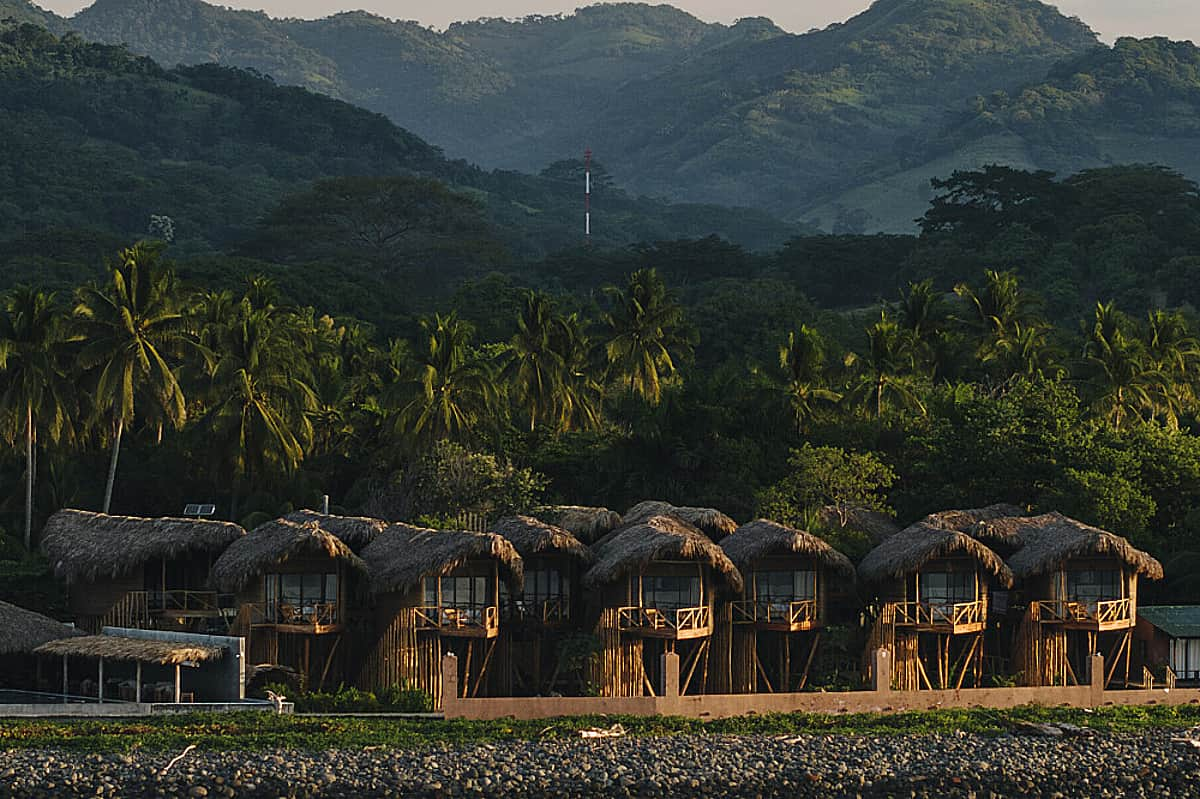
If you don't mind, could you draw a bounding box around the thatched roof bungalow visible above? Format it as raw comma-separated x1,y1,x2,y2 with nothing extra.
621,501,738,542
281,510,388,552
532,505,623,544
211,518,367,596
921,503,1025,533
0,600,81,656
42,509,245,586
859,520,1013,690
40,509,246,631
491,516,591,627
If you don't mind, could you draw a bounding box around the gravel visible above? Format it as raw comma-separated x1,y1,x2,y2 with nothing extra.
1,730,1198,798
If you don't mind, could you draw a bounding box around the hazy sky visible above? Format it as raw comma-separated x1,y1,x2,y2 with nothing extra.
36,0,1200,43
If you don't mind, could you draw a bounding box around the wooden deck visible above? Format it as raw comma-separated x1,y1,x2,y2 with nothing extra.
244,602,345,635
1034,598,1133,631
415,605,500,639
732,599,821,632
893,599,986,634
617,606,711,640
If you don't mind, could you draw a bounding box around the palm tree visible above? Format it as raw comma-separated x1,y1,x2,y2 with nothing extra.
554,312,604,432
503,292,568,433
844,311,925,419
602,269,693,405
1142,309,1200,420
895,279,950,377
777,326,840,433
0,288,74,547
74,243,191,513
394,313,497,444
1084,302,1164,431
984,321,1065,383
954,269,1039,365
202,297,316,519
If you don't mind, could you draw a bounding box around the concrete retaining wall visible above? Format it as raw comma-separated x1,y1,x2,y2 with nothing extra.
442,649,1200,720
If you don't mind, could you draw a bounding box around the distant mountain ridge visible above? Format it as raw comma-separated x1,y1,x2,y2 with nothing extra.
8,0,1200,231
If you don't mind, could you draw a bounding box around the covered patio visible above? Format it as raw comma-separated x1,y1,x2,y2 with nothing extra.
35,635,226,703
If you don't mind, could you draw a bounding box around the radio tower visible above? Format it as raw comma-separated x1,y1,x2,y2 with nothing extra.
584,148,592,243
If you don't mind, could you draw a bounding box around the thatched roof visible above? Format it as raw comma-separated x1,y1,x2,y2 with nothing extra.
361,523,524,596
35,635,225,665
720,519,855,579
0,600,82,655
622,501,738,541
491,516,593,565
583,515,744,593
968,512,1163,581
857,522,1014,588
532,505,623,544
41,509,245,585
209,518,367,593
922,503,1025,533
281,510,388,549
816,506,901,544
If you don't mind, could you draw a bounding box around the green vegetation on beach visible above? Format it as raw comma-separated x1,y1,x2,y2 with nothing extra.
0,704,1197,752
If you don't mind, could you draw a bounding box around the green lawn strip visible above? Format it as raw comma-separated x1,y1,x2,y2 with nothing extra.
0,705,1196,752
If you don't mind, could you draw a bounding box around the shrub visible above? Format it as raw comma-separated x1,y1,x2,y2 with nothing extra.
378,682,434,712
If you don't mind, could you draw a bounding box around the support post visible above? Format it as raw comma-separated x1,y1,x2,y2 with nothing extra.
175,664,181,703
872,647,893,693
62,654,68,698
135,661,142,704
660,651,680,698
1089,653,1105,706
98,657,104,703
441,653,459,716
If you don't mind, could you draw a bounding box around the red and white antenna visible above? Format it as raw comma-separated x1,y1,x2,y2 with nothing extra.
584,147,592,241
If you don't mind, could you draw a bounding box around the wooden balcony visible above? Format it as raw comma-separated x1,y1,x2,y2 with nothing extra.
894,599,986,634
1034,598,1132,631
148,590,224,617
504,597,569,627
617,605,711,640
247,602,344,634
415,604,499,638
732,599,820,632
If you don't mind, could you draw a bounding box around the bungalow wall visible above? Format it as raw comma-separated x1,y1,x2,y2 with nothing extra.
864,557,990,691
358,560,503,707
1011,557,1137,687
724,555,830,694
496,553,583,697
589,562,719,698
67,572,142,632
229,555,360,691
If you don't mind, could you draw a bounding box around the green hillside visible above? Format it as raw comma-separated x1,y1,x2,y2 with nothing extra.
0,21,796,288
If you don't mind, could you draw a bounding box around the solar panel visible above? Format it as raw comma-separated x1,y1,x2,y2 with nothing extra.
183,503,217,516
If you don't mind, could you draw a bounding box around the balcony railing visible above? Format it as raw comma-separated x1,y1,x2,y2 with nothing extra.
617,605,711,635
1035,598,1132,626
731,599,818,627
147,590,225,614
415,604,499,634
894,599,984,630
248,602,341,627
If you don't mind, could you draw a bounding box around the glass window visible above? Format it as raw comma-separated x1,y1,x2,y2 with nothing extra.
919,572,974,607
756,571,816,603
524,568,568,604
1066,570,1121,605
436,574,493,609
424,576,438,606
643,575,700,611
272,573,337,606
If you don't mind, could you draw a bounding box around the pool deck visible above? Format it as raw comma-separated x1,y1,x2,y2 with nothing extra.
0,701,291,717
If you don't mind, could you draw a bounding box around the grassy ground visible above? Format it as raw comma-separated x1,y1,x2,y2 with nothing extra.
0,704,1197,752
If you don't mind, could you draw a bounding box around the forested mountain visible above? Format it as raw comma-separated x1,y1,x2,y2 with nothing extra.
24,0,1197,231
0,22,798,295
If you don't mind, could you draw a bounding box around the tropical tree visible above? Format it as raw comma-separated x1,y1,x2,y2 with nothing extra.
0,288,74,547
393,313,497,445
844,311,925,419
954,269,1039,362
984,321,1065,383
74,243,191,513
894,279,950,377
1083,302,1164,431
602,269,693,406
201,294,316,519
776,326,840,434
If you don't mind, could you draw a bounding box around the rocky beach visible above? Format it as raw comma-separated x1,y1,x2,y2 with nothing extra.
3,729,1199,798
